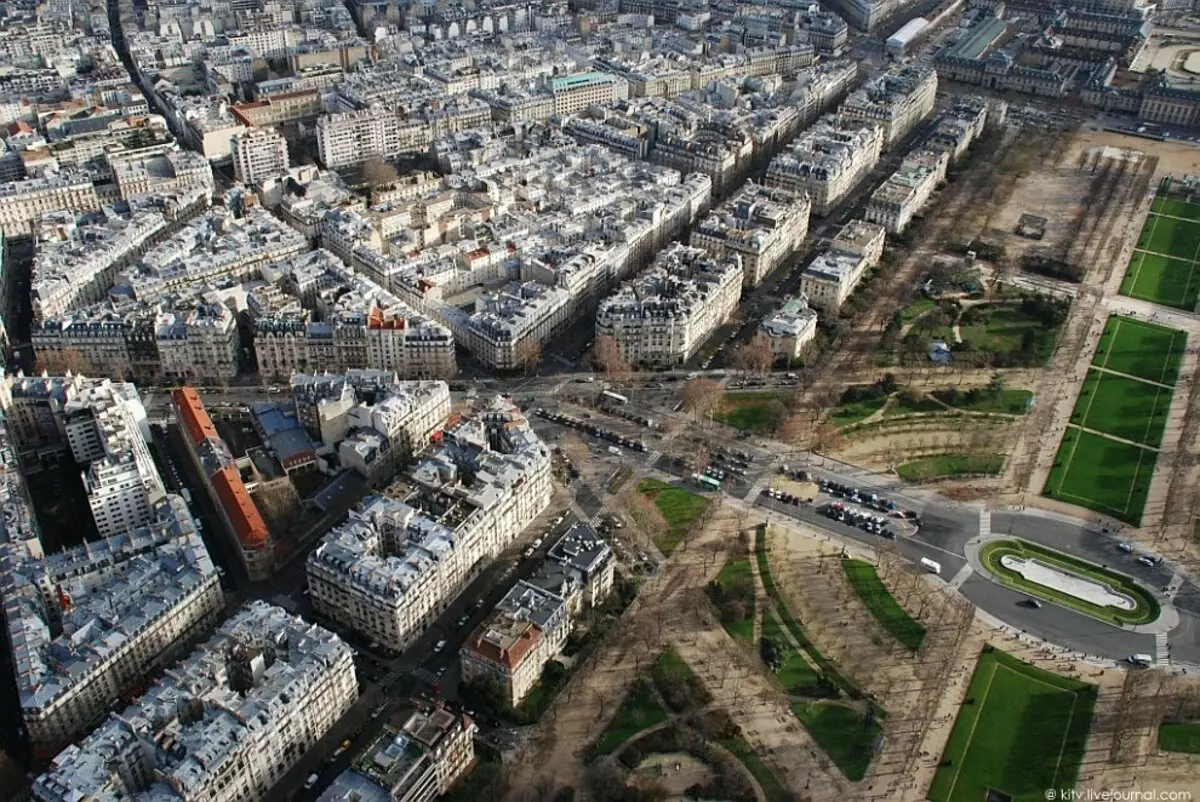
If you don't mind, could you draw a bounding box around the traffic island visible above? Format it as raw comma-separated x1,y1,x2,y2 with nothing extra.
977,538,1160,627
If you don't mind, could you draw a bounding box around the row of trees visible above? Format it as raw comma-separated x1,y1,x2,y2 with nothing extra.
592,334,777,380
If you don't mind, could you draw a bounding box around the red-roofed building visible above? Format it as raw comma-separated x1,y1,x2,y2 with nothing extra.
172,389,275,581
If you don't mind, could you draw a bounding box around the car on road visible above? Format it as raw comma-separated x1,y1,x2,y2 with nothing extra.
434,639,447,652
304,774,319,790
1018,599,1042,609
1138,556,1159,567
1117,542,1134,553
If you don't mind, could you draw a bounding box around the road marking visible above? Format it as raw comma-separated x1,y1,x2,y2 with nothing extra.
978,509,991,538
949,563,973,590
1156,631,1170,663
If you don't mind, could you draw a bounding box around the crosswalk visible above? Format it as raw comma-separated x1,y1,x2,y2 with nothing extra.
744,482,764,503
1156,632,1170,664
979,509,992,538
410,667,439,685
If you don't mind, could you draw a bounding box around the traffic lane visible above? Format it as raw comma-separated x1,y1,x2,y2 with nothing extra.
756,496,967,576
991,513,1177,597
910,504,979,554
1168,611,1200,664
957,574,1153,661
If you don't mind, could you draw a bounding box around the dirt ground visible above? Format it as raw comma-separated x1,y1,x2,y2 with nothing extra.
830,418,1015,477
769,477,819,500
629,752,713,799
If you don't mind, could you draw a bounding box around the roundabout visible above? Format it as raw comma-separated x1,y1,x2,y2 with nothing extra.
976,537,1162,628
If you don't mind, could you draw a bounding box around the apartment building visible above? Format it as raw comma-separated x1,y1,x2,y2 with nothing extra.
319,699,475,802
759,298,819,361
232,126,290,185
765,117,883,214
331,380,452,482
289,369,402,441
594,243,743,368
0,386,223,751
838,64,938,150
864,149,948,234
108,147,215,201
174,388,275,581
307,396,552,653
461,582,571,707
550,72,629,115
155,303,240,383
798,219,886,313
530,524,615,615
61,379,165,539
690,183,811,288
33,602,357,802
443,281,573,372
0,171,102,236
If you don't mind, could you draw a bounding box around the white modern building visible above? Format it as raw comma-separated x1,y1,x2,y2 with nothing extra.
798,219,886,312
33,602,357,802
595,243,743,368
232,127,291,185
307,396,552,652
690,184,811,288
759,298,819,361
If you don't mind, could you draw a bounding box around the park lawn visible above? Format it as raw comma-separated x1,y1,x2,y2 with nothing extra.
638,478,710,554
1159,722,1200,754
1093,316,1188,386
957,305,1063,365
761,608,821,694
1140,212,1200,261
1071,370,1170,449
714,556,755,643
792,701,882,782
841,559,927,650
716,391,788,434
896,454,1005,482
830,396,888,428
1150,195,1200,221
899,297,936,324
928,649,1097,802
1120,251,1200,311
942,388,1033,415
1043,428,1153,526
883,394,945,417
592,680,670,757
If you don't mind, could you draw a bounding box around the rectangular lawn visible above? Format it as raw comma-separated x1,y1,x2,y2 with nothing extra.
1092,316,1187,386
1159,722,1200,754
1071,370,1170,449
1140,212,1200,261
1150,195,1200,221
928,649,1096,802
1120,251,1200,311
1043,428,1153,525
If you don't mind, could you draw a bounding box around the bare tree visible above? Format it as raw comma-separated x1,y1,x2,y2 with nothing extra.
777,414,807,446
514,337,541,376
737,334,775,375
34,347,92,376
627,490,669,547
362,155,398,186
681,378,723,423
561,435,588,468
592,334,632,380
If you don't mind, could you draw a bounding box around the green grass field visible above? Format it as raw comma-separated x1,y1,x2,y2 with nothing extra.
1120,250,1200,311
883,394,945,417
1151,195,1200,221
592,679,670,757
762,609,821,694
1071,369,1170,449
928,649,1097,802
1159,721,1200,754
896,454,1005,482
718,736,793,802
957,306,1063,365
716,391,788,434
713,556,755,643
638,478,710,554
941,389,1034,415
1093,316,1187,386
1139,212,1200,261
830,396,888,427
979,539,1160,625
841,559,926,649
792,701,882,781
1043,428,1153,525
